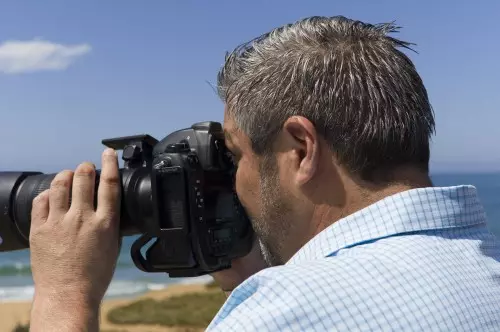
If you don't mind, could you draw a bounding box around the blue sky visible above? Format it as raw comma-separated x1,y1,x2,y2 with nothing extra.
0,0,499,173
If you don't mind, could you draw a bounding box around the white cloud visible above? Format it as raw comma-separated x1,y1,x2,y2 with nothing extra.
0,39,91,74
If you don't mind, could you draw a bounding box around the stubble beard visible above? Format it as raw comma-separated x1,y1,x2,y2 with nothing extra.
251,154,293,267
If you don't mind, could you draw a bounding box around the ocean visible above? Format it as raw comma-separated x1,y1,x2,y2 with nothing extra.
0,172,498,302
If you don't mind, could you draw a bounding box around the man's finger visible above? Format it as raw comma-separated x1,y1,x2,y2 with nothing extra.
48,170,73,218
71,162,96,212
31,189,50,228
96,148,121,221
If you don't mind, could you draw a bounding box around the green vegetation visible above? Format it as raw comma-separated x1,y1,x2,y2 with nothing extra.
107,290,226,328
205,279,219,289
12,323,29,332
12,323,126,332
12,282,225,332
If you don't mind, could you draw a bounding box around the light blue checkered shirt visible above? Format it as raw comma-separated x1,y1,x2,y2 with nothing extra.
206,185,500,331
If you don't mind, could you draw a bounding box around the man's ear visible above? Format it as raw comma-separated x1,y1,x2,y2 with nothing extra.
282,116,320,186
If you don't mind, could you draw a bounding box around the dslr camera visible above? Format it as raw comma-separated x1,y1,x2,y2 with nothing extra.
0,121,254,277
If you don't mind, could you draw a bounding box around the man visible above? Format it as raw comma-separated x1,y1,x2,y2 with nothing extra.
28,16,500,331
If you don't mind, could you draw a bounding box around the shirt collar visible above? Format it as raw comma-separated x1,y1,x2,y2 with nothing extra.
287,185,487,265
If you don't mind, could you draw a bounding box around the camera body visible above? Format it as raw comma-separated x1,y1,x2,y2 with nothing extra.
117,121,254,277
0,121,254,278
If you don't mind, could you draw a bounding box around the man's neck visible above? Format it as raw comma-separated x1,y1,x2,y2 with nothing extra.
278,167,432,264
308,168,433,250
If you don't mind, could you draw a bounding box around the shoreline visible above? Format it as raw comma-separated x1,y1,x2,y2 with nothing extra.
0,274,214,303
0,282,217,332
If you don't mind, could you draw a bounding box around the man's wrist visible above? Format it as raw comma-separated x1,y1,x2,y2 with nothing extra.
30,290,100,332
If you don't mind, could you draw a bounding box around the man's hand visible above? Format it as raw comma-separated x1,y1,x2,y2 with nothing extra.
29,148,121,332
211,239,269,295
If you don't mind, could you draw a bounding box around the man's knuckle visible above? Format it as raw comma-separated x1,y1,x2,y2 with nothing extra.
33,191,47,203
50,178,70,189
97,218,112,229
69,207,87,221
96,207,116,219
32,199,40,209
32,199,43,210
101,174,120,186
95,214,116,231
29,230,40,243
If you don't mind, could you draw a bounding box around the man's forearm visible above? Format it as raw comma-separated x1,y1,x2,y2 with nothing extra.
30,294,100,332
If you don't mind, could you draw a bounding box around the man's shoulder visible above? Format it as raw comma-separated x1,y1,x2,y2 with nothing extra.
207,257,369,331
231,229,500,298
207,234,500,331
207,253,421,331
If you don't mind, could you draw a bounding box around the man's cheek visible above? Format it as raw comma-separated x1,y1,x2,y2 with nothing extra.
235,171,259,215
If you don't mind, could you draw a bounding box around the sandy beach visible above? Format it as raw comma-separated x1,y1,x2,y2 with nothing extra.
0,283,214,332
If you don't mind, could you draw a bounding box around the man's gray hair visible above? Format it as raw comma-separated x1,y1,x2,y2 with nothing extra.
217,16,435,182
